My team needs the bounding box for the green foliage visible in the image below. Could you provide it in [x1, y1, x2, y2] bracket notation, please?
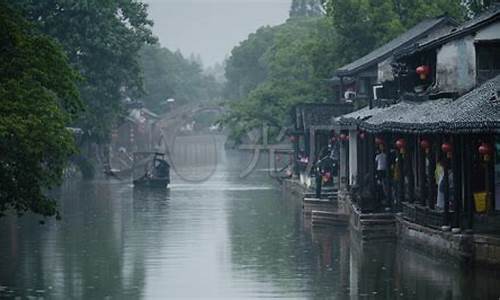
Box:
[324, 0, 466, 64]
[224, 26, 277, 100]
[0, 1, 82, 217]
[16, 0, 156, 143]
[464, 0, 498, 16]
[223, 17, 338, 141]
[138, 44, 223, 113]
[290, 0, 324, 17]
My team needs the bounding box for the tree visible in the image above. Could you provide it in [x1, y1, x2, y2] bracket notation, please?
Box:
[223, 18, 337, 141]
[138, 44, 223, 113]
[290, 0, 324, 18]
[0, 1, 82, 218]
[323, 0, 466, 65]
[15, 0, 156, 143]
[391, 0, 465, 27]
[464, 0, 498, 16]
[224, 26, 277, 100]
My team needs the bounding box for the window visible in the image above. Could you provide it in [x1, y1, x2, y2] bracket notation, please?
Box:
[475, 40, 500, 83]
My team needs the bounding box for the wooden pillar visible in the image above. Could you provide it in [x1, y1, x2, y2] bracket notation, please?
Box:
[486, 152, 493, 213]
[309, 128, 316, 170]
[464, 137, 474, 230]
[419, 140, 428, 206]
[443, 156, 450, 226]
[349, 130, 358, 186]
[358, 133, 365, 187]
[487, 135, 495, 211]
[453, 135, 463, 229]
[428, 141, 436, 210]
[368, 136, 376, 209]
[345, 137, 350, 186]
[408, 140, 415, 204]
[398, 151, 405, 208]
[339, 139, 347, 190]
[293, 134, 300, 176]
[305, 131, 310, 158]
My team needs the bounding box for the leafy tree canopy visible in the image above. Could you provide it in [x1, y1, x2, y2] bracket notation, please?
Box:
[290, 0, 324, 18]
[463, 0, 499, 15]
[323, 0, 466, 64]
[0, 1, 82, 218]
[223, 17, 337, 141]
[224, 26, 278, 101]
[15, 0, 156, 143]
[138, 44, 223, 113]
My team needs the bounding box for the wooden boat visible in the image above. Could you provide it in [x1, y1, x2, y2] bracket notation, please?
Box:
[132, 152, 170, 188]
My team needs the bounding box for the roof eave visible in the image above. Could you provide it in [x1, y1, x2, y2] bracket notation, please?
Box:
[335, 16, 455, 77]
[406, 13, 500, 56]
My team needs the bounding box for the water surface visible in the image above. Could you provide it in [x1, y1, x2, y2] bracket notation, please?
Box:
[1, 150, 499, 299]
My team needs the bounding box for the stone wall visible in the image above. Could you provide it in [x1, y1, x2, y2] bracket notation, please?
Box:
[473, 234, 500, 267]
[396, 217, 473, 263]
[283, 180, 500, 267]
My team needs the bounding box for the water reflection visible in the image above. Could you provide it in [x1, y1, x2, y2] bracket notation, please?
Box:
[0, 150, 499, 299]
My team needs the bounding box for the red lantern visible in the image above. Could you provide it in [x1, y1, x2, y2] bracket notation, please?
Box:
[339, 133, 348, 141]
[375, 137, 384, 145]
[441, 142, 453, 158]
[416, 65, 430, 80]
[359, 132, 366, 140]
[478, 143, 492, 155]
[322, 171, 331, 183]
[420, 139, 431, 154]
[478, 142, 493, 161]
[395, 138, 406, 150]
[441, 142, 452, 153]
[289, 135, 297, 143]
[395, 138, 406, 154]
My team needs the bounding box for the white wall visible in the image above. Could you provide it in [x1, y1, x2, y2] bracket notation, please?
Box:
[435, 20, 500, 95]
[435, 35, 476, 94]
[377, 57, 395, 83]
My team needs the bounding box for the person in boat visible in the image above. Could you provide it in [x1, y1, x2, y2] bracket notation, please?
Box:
[152, 158, 170, 178]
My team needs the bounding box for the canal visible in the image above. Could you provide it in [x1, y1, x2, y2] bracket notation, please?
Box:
[1, 148, 499, 299]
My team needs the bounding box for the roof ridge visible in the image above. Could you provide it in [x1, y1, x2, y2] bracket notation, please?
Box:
[335, 16, 453, 76]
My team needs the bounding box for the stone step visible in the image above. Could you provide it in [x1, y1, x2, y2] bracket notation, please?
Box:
[312, 220, 348, 227]
[360, 235, 397, 242]
[303, 197, 336, 204]
[359, 219, 396, 226]
[302, 202, 338, 215]
[304, 192, 338, 199]
[359, 213, 395, 220]
[312, 210, 349, 227]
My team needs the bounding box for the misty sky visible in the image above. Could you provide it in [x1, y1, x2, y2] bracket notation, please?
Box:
[145, 0, 291, 67]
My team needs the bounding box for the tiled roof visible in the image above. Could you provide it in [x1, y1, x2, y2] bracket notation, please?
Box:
[398, 5, 500, 56]
[335, 16, 455, 76]
[418, 4, 500, 47]
[360, 75, 500, 133]
[333, 105, 389, 128]
[296, 103, 353, 129]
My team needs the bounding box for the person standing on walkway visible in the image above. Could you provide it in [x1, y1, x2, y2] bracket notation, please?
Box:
[375, 149, 388, 205]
